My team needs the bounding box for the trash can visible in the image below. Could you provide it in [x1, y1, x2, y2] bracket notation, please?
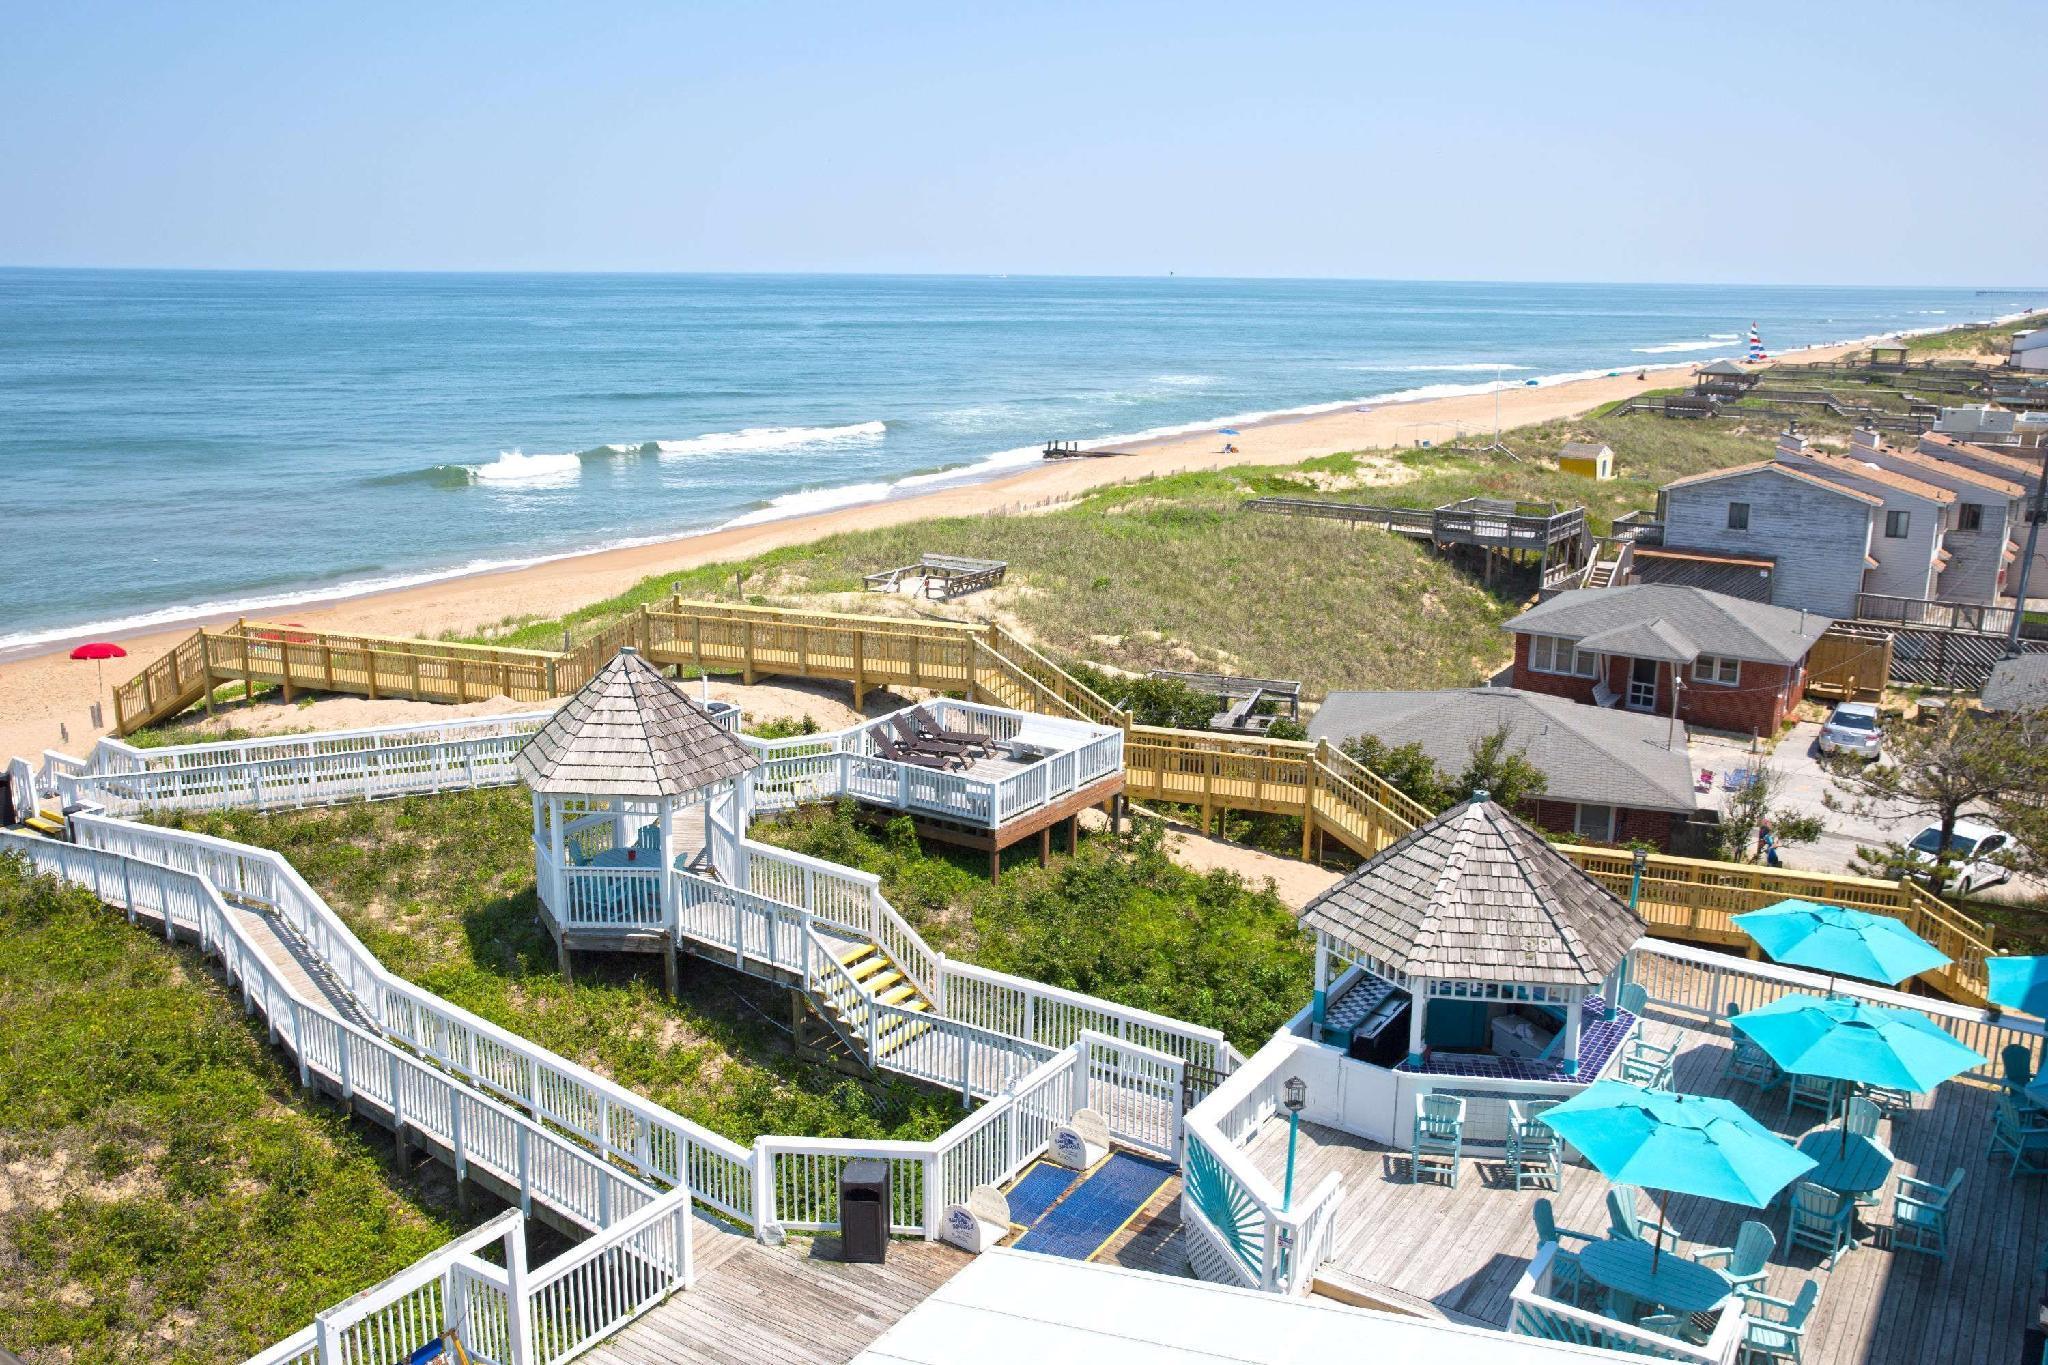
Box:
[838, 1158, 890, 1264]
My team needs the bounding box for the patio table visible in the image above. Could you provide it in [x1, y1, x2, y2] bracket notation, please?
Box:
[1795, 1129, 1895, 1197]
[1578, 1239, 1735, 1317]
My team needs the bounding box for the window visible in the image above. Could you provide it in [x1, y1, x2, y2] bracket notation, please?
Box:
[1958, 502, 1983, 532]
[1575, 804, 1617, 842]
[1885, 510, 1911, 539]
[1692, 655, 1741, 686]
[1727, 501, 1751, 531]
[1528, 634, 1597, 678]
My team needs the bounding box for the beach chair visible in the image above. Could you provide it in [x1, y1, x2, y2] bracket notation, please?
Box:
[1505, 1100, 1563, 1191]
[1531, 1199, 1600, 1308]
[1410, 1094, 1464, 1187]
[1738, 1279, 1819, 1365]
[1987, 1091, 2048, 1178]
[1891, 1166, 1965, 1261]
[1618, 982, 1649, 1017]
[1783, 1073, 1839, 1125]
[906, 707, 999, 757]
[873, 730, 962, 772]
[1606, 1185, 1681, 1251]
[1785, 1181, 1855, 1269]
[1696, 1219, 1775, 1294]
[1620, 1036, 1676, 1090]
[888, 712, 976, 761]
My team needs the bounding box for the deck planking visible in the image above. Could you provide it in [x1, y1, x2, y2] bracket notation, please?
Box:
[1123, 1003, 2040, 1365]
[586, 1224, 970, 1365]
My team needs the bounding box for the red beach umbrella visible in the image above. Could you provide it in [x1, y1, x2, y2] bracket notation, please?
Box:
[69, 641, 128, 699]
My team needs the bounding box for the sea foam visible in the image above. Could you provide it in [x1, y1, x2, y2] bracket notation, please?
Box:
[656, 421, 886, 458]
[470, 449, 583, 486]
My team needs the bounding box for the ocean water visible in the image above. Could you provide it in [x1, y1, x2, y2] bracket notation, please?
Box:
[3, 270, 2041, 651]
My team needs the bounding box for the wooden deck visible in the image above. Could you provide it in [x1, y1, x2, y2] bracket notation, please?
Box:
[586, 1222, 970, 1365]
[1128, 1006, 2042, 1365]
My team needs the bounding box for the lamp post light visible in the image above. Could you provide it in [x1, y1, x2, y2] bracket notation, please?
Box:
[1281, 1076, 1308, 1211]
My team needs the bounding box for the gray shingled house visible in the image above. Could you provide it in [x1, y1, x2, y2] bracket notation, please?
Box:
[1307, 686, 1699, 851]
[1301, 795, 1647, 1084]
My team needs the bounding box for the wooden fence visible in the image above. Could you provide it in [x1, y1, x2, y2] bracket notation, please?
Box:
[1804, 625, 1892, 702]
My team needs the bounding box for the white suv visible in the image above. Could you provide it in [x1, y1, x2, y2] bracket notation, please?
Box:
[1905, 819, 2014, 895]
[1817, 701, 1883, 760]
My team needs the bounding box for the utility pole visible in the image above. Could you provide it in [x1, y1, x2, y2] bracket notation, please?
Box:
[2007, 445, 2048, 658]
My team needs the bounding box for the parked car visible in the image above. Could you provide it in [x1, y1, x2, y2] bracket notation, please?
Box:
[1905, 819, 2014, 895]
[1817, 701, 1883, 760]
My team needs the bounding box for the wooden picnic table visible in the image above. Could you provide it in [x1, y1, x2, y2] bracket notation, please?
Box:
[1796, 1128, 1896, 1197]
[1578, 1239, 1735, 1317]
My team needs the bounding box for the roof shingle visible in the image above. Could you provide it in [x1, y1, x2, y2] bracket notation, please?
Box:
[1507, 585, 1831, 666]
[516, 648, 758, 797]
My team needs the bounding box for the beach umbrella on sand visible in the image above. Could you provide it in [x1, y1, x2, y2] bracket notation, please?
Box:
[1541, 1081, 1815, 1271]
[69, 641, 127, 699]
[1734, 899, 1950, 992]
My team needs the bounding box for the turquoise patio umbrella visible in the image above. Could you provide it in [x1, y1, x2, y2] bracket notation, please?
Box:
[1987, 956, 2048, 1017]
[1540, 1080, 1816, 1269]
[1733, 899, 1950, 989]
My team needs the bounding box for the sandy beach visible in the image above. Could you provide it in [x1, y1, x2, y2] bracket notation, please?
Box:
[0, 340, 1871, 762]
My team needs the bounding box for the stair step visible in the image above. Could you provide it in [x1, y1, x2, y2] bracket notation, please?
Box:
[22, 811, 66, 836]
[876, 982, 920, 1006]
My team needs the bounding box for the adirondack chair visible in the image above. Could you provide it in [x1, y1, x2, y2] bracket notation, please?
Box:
[1721, 1033, 1785, 1096]
[1696, 1219, 1775, 1293]
[905, 708, 999, 757]
[1785, 1181, 1855, 1268]
[1844, 1096, 1881, 1138]
[1891, 1166, 1965, 1260]
[1618, 982, 1649, 1017]
[1783, 1073, 1839, 1124]
[1531, 1198, 1600, 1308]
[1620, 1036, 1676, 1090]
[1410, 1093, 1464, 1187]
[1505, 1100, 1563, 1191]
[1607, 1185, 1680, 1251]
[1987, 1092, 2048, 1178]
[888, 712, 975, 761]
[1738, 1278, 1819, 1364]
[2002, 1043, 2036, 1093]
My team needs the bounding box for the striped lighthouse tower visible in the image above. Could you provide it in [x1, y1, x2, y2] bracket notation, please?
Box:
[1747, 323, 1769, 363]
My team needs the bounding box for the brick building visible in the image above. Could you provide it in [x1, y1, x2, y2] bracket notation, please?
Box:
[1504, 584, 1830, 738]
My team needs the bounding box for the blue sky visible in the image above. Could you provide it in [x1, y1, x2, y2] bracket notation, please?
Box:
[3, 1, 2042, 284]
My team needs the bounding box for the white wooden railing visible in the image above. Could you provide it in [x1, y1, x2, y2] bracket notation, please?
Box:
[6, 755, 37, 821]
[1509, 1244, 1744, 1363]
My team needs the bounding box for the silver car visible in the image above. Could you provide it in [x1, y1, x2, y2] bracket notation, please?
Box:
[1817, 701, 1883, 759]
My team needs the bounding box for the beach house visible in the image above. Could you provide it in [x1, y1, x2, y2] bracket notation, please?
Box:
[2013, 328, 2048, 371]
[1306, 687, 1698, 851]
[1654, 454, 1881, 619]
[1504, 583, 1829, 736]
[1916, 432, 2044, 595]
[1848, 432, 2029, 604]
[1770, 446, 1952, 603]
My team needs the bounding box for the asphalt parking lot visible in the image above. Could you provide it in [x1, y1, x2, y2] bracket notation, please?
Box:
[1689, 720, 2040, 903]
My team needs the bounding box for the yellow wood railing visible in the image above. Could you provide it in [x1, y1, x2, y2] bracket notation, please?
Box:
[106, 600, 1999, 1004]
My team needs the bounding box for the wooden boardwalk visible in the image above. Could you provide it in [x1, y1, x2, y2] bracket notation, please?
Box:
[586, 1222, 969, 1365]
[1126, 1008, 2041, 1365]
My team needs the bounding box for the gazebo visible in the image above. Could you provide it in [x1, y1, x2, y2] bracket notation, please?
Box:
[1302, 795, 1647, 1079]
[517, 646, 757, 988]
[1693, 358, 1756, 398]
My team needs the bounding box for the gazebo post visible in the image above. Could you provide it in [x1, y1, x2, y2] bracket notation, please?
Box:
[1312, 935, 1331, 1032]
[549, 793, 573, 983]
[1562, 988, 1585, 1075]
[658, 797, 679, 999]
[1406, 977, 1429, 1069]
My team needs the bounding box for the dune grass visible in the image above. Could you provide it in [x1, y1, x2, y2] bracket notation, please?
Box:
[152, 792, 961, 1146]
[0, 855, 468, 1364]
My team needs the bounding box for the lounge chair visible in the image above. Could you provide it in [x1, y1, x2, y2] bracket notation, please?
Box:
[873, 731, 961, 771]
[906, 708, 999, 757]
[888, 713, 976, 761]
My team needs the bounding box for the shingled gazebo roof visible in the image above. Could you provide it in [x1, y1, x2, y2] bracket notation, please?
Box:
[1300, 797, 1645, 988]
[516, 647, 757, 797]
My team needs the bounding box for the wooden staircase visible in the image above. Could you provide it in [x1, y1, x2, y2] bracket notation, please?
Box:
[813, 941, 937, 1067]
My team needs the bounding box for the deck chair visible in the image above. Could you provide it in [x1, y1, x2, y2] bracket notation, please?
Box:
[906, 708, 999, 757]
[1695, 1219, 1775, 1294]
[1619, 1036, 1676, 1090]
[1784, 1181, 1855, 1269]
[872, 730, 961, 771]
[940, 1184, 1013, 1253]
[1618, 982, 1649, 1017]
[1505, 1100, 1563, 1191]
[1987, 1091, 2048, 1178]
[1050, 1107, 1110, 1170]
[1890, 1166, 1964, 1261]
[889, 712, 975, 761]
[1722, 1033, 1785, 1096]
[1738, 1279, 1819, 1365]
[1607, 1185, 1680, 1251]
[1783, 1073, 1839, 1124]
[1531, 1199, 1599, 1308]
[2002, 1043, 2035, 1093]
[1410, 1094, 1464, 1187]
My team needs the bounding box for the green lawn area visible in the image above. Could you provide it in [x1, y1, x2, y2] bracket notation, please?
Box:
[0, 855, 468, 1364]
[152, 792, 963, 1146]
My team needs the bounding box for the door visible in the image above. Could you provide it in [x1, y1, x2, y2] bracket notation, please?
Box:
[1627, 658, 1659, 712]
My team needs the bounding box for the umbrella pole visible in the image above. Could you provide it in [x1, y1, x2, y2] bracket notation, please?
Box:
[1653, 1188, 1670, 1273]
